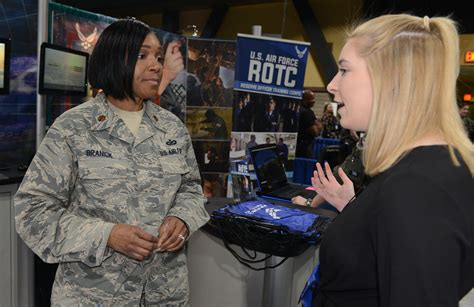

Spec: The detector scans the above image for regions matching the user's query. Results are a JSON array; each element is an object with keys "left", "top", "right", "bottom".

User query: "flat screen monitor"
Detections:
[
  {"left": 250, "top": 144, "right": 288, "bottom": 191},
  {"left": 39, "top": 42, "right": 89, "bottom": 96},
  {"left": 0, "top": 38, "right": 11, "bottom": 95}
]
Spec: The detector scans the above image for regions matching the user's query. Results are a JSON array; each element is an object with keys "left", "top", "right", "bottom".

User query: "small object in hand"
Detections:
[
  {"left": 178, "top": 234, "right": 186, "bottom": 241},
  {"left": 305, "top": 198, "right": 313, "bottom": 207}
]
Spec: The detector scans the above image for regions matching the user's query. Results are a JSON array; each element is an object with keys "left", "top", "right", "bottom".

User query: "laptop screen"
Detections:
[{"left": 250, "top": 144, "right": 288, "bottom": 192}]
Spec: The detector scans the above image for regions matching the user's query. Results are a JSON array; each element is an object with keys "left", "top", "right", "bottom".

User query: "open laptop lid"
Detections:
[{"left": 249, "top": 144, "right": 288, "bottom": 193}]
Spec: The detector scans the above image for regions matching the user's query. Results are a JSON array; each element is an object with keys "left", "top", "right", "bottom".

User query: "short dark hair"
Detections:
[{"left": 88, "top": 18, "right": 152, "bottom": 100}]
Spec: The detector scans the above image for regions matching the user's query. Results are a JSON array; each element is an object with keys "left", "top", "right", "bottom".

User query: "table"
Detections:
[{"left": 187, "top": 198, "right": 337, "bottom": 307}]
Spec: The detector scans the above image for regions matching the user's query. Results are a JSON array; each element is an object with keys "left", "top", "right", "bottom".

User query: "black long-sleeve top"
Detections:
[{"left": 315, "top": 146, "right": 474, "bottom": 307}]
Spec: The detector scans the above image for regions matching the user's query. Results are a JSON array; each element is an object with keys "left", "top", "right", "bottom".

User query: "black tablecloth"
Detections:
[{"left": 0, "top": 164, "right": 26, "bottom": 185}]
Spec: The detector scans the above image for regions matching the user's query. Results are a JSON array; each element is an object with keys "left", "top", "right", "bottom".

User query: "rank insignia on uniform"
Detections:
[{"left": 166, "top": 139, "right": 177, "bottom": 145}]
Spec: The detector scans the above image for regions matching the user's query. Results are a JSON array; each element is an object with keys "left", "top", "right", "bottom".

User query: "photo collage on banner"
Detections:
[
  {"left": 186, "top": 38, "right": 236, "bottom": 198},
  {"left": 155, "top": 32, "right": 187, "bottom": 122},
  {"left": 232, "top": 34, "right": 311, "bottom": 179}
]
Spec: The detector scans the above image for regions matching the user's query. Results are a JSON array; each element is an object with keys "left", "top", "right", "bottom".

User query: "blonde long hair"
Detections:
[{"left": 348, "top": 14, "right": 474, "bottom": 176}]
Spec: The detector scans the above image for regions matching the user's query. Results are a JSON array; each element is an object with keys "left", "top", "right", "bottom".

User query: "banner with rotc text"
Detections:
[{"left": 234, "top": 34, "right": 310, "bottom": 99}]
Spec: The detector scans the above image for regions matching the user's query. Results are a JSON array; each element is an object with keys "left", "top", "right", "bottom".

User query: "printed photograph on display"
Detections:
[
  {"left": 186, "top": 38, "right": 236, "bottom": 107},
  {"left": 230, "top": 173, "right": 256, "bottom": 202},
  {"left": 157, "top": 34, "right": 188, "bottom": 122},
  {"left": 230, "top": 131, "right": 297, "bottom": 171},
  {"left": 233, "top": 90, "right": 300, "bottom": 133},
  {"left": 201, "top": 172, "right": 228, "bottom": 199},
  {"left": 186, "top": 106, "right": 232, "bottom": 140},
  {"left": 192, "top": 140, "right": 230, "bottom": 173}
]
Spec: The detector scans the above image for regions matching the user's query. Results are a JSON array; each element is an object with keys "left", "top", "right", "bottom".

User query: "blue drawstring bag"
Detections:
[{"left": 209, "top": 199, "right": 331, "bottom": 270}]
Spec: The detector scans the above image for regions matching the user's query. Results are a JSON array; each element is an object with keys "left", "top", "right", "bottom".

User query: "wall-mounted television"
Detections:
[
  {"left": 39, "top": 42, "right": 89, "bottom": 96},
  {"left": 0, "top": 38, "right": 11, "bottom": 95}
]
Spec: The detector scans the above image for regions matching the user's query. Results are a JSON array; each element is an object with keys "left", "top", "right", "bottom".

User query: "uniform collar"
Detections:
[
  {"left": 90, "top": 92, "right": 177, "bottom": 135},
  {"left": 90, "top": 93, "right": 117, "bottom": 131},
  {"left": 143, "top": 99, "right": 177, "bottom": 134}
]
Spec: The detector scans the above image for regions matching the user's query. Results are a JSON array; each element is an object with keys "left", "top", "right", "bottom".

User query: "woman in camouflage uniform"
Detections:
[{"left": 15, "top": 18, "right": 209, "bottom": 306}]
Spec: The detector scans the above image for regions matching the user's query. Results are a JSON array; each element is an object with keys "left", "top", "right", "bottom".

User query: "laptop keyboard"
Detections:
[
  {"left": 289, "top": 189, "right": 315, "bottom": 198},
  {"left": 278, "top": 185, "right": 293, "bottom": 192},
  {"left": 270, "top": 186, "right": 315, "bottom": 199}
]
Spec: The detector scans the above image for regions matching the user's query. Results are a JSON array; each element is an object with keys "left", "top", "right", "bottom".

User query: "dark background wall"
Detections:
[{"left": 0, "top": 0, "right": 38, "bottom": 168}]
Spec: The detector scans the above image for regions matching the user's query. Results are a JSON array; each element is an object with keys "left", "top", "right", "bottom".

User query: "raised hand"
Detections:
[
  {"left": 107, "top": 224, "right": 158, "bottom": 261},
  {"left": 311, "top": 162, "right": 355, "bottom": 212},
  {"left": 158, "top": 40, "right": 184, "bottom": 95}
]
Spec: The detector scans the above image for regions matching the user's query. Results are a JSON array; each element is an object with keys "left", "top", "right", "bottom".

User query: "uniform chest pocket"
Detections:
[
  {"left": 78, "top": 158, "right": 129, "bottom": 179},
  {"left": 159, "top": 155, "right": 189, "bottom": 175},
  {"left": 78, "top": 159, "right": 130, "bottom": 203}
]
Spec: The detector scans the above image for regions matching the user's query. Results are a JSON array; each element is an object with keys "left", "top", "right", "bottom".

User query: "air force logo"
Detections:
[
  {"left": 295, "top": 46, "right": 308, "bottom": 59},
  {"left": 166, "top": 139, "right": 177, "bottom": 145},
  {"left": 265, "top": 208, "right": 281, "bottom": 219}
]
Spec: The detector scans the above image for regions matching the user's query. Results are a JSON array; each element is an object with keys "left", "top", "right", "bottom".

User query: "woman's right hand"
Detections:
[
  {"left": 107, "top": 224, "right": 158, "bottom": 261},
  {"left": 291, "top": 195, "right": 307, "bottom": 206},
  {"left": 311, "top": 162, "right": 355, "bottom": 212}
]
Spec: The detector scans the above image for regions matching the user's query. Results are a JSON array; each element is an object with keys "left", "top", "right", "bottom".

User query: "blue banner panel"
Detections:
[{"left": 235, "top": 34, "right": 310, "bottom": 99}]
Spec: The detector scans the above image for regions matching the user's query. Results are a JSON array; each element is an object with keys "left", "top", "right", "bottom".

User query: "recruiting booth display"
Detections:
[{"left": 234, "top": 34, "right": 310, "bottom": 99}]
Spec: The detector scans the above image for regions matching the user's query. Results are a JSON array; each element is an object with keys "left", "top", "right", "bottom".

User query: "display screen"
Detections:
[
  {"left": 0, "top": 38, "right": 11, "bottom": 95},
  {"left": 250, "top": 144, "right": 288, "bottom": 191},
  {"left": 39, "top": 42, "right": 89, "bottom": 96}
]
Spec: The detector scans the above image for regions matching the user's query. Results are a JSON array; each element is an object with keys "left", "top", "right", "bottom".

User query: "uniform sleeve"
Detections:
[
  {"left": 15, "top": 125, "right": 115, "bottom": 267},
  {"left": 167, "top": 130, "right": 210, "bottom": 235},
  {"left": 371, "top": 172, "right": 468, "bottom": 307}
]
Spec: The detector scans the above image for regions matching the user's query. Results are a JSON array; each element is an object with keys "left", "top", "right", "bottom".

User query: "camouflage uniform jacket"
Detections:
[{"left": 15, "top": 93, "right": 210, "bottom": 306}]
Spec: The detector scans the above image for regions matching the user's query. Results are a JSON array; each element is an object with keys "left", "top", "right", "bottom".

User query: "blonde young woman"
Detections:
[{"left": 301, "top": 14, "right": 474, "bottom": 307}]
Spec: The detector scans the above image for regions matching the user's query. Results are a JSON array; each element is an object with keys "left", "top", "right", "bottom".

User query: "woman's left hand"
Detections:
[{"left": 156, "top": 216, "right": 189, "bottom": 252}]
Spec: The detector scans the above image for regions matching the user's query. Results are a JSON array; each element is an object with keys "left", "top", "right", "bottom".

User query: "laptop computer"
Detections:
[{"left": 249, "top": 143, "right": 316, "bottom": 202}]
